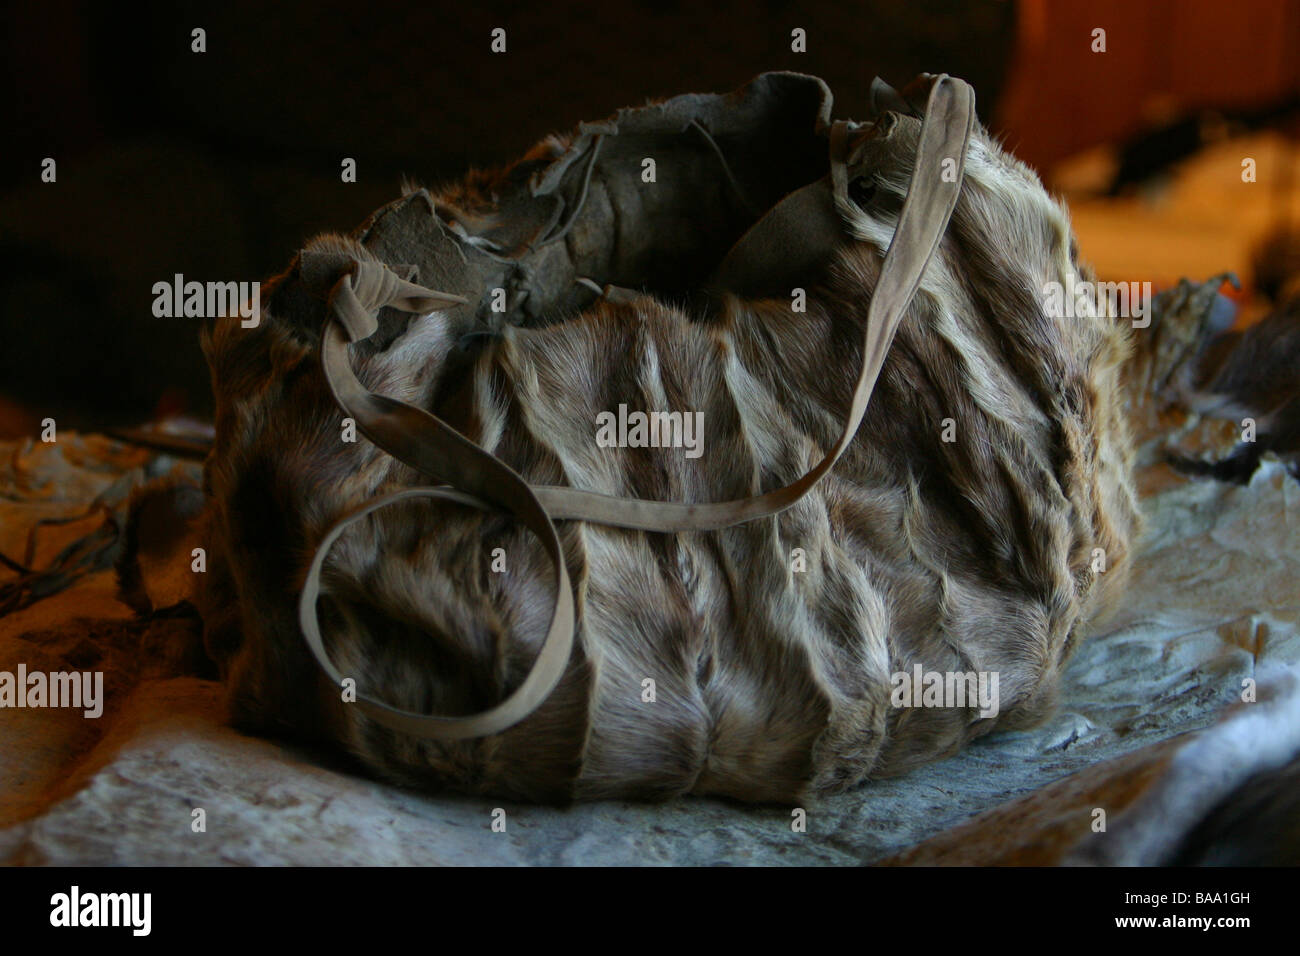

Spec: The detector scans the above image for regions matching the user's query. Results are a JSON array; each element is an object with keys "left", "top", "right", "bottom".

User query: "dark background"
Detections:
[
  {"left": 3, "top": 0, "right": 1297, "bottom": 435},
  {"left": 0, "top": 0, "right": 1017, "bottom": 433}
]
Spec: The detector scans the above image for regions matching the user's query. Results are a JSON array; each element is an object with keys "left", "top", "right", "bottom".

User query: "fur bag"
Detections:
[{"left": 197, "top": 72, "right": 1140, "bottom": 803}]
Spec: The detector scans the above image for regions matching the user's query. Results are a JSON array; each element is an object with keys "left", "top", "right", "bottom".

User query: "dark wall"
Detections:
[{"left": 0, "top": 0, "right": 1015, "bottom": 434}]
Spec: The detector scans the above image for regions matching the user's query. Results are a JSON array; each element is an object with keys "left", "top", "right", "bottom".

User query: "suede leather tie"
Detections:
[{"left": 298, "top": 75, "right": 977, "bottom": 740}]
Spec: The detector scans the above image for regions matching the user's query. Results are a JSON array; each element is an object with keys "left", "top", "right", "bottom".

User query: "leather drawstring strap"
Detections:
[
  {"left": 301, "top": 275, "right": 581, "bottom": 740},
  {"left": 298, "top": 75, "right": 976, "bottom": 739}
]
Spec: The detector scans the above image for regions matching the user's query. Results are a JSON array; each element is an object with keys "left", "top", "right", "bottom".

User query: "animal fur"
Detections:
[{"left": 197, "top": 79, "right": 1140, "bottom": 804}]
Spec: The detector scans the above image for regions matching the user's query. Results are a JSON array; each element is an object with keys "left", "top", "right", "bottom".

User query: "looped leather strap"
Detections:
[
  {"left": 299, "top": 485, "right": 578, "bottom": 740},
  {"left": 326, "top": 260, "right": 467, "bottom": 343},
  {"left": 299, "top": 75, "right": 976, "bottom": 740},
  {"left": 301, "top": 265, "right": 580, "bottom": 740}
]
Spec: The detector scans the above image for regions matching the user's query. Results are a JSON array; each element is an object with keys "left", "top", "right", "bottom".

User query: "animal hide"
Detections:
[
  {"left": 198, "top": 72, "right": 1140, "bottom": 803},
  {"left": 1145, "top": 277, "right": 1300, "bottom": 482}
]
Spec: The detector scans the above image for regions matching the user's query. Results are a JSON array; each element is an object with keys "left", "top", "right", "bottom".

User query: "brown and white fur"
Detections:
[{"left": 197, "top": 98, "right": 1140, "bottom": 805}]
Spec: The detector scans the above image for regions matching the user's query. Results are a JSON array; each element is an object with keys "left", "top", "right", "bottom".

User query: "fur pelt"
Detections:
[{"left": 198, "top": 82, "right": 1140, "bottom": 804}]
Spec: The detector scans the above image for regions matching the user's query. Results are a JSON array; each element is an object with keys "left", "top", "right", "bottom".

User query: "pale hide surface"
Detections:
[{"left": 0, "top": 428, "right": 1295, "bottom": 865}]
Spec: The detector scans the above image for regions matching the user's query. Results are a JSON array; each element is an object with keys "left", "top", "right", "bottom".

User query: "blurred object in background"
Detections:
[
  {"left": 1124, "top": 272, "right": 1300, "bottom": 486},
  {"left": 1056, "top": 130, "right": 1300, "bottom": 323},
  {"left": 999, "top": 0, "right": 1300, "bottom": 327},
  {"left": 1254, "top": 223, "right": 1300, "bottom": 307},
  {"left": 0, "top": 0, "right": 1016, "bottom": 438},
  {"left": 997, "top": 0, "right": 1300, "bottom": 174},
  {"left": 4, "top": 0, "right": 1299, "bottom": 439}
]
